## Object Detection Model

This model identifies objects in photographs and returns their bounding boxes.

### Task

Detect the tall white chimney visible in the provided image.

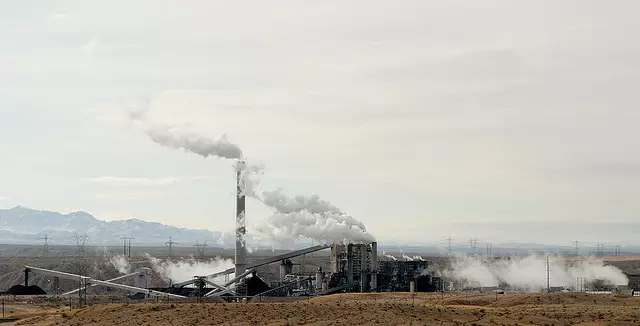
[235,161,247,277]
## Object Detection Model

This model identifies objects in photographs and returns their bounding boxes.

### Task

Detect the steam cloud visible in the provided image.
[144,254,234,285]
[443,253,628,291]
[383,251,398,261]
[131,106,243,159]
[130,106,374,245]
[255,188,375,245]
[109,255,132,274]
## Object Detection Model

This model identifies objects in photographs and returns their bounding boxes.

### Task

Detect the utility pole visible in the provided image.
[166,237,177,258]
[573,240,580,256]
[614,245,621,257]
[120,236,134,258]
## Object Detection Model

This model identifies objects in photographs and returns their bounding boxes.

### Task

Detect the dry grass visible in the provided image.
[3,292,640,326]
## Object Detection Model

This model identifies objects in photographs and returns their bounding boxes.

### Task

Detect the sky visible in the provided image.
[1,0,639,246]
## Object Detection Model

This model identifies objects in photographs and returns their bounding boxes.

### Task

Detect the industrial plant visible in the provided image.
[7,161,445,303]
[4,163,634,302]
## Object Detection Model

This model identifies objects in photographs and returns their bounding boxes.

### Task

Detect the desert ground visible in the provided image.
[0,292,639,326]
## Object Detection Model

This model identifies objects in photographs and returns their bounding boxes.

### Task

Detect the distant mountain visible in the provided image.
[0,206,237,247]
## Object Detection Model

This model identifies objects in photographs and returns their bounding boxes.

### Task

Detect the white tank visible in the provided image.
[135,267,152,289]
[315,268,323,290]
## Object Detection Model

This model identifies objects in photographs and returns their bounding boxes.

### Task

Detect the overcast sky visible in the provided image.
[1,0,639,246]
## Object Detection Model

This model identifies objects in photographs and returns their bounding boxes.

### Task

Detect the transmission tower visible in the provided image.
[485,243,492,257]
[596,243,605,257]
[194,241,208,258]
[71,233,89,307]
[39,234,52,254]
[447,237,453,254]
[73,233,88,254]
[573,240,580,256]
[166,237,177,258]
[469,238,478,256]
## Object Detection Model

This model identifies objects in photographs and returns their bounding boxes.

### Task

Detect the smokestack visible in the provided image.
[235,161,247,278]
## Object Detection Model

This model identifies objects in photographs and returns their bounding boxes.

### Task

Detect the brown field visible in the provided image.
[2,292,640,326]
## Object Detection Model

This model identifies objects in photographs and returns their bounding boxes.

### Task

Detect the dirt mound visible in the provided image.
[3,285,46,296]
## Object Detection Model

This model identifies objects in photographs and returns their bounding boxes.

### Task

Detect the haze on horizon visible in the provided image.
[1,0,639,246]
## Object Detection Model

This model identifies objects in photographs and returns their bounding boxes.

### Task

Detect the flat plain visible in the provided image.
[1,292,639,326]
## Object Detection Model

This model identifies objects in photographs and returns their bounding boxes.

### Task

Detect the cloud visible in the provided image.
[85,176,211,187]
[50,13,69,20]
[93,191,189,201]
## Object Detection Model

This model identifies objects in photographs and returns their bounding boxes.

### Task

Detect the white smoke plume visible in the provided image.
[144,254,234,285]
[130,106,243,159]
[443,253,628,291]
[383,251,398,261]
[413,255,426,261]
[109,255,132,274]
[402,253,414,261]
[130,105,373,246]
[255,188,375,245]
[235,160,263,199]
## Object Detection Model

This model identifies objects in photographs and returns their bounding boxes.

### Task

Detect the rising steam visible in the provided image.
[144,254,234,285]
[442,253,628,291]
[109,255,132,274]
[255,188,375,245]
[383,251,398,261]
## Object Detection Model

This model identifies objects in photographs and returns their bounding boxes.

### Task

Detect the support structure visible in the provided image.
[203,245,330,280]
[370,242,378,291]
[360,247,368,292]
[346,244,354,289]
[24,265,185,299]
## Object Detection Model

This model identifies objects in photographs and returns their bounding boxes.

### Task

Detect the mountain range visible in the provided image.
[0,206,238,247]
[2,206,639,254]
